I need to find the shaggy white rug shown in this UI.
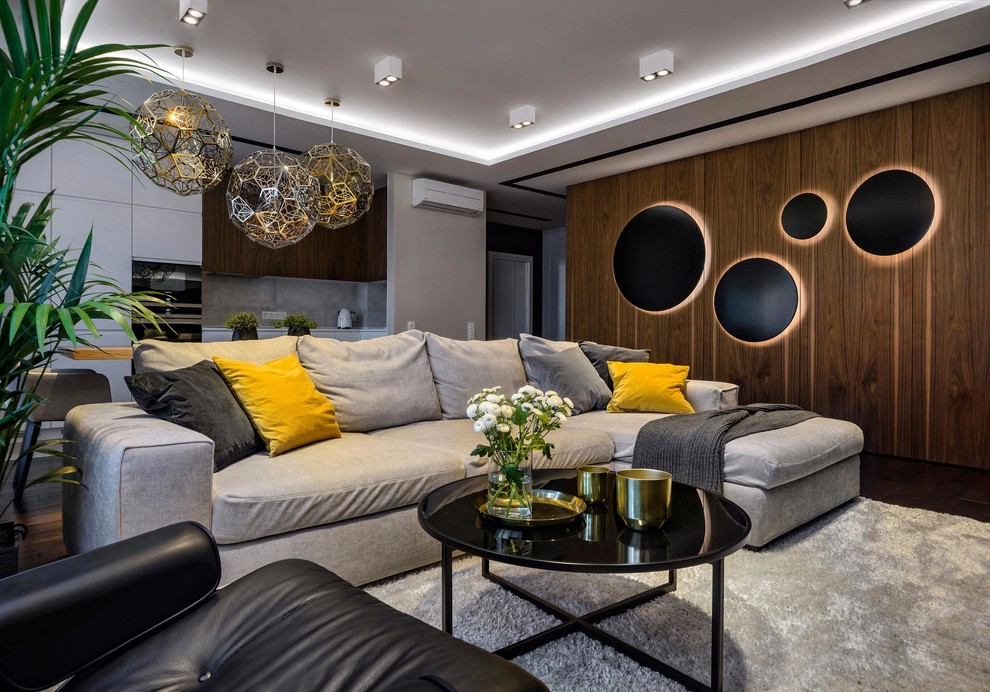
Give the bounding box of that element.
[366,499,990,691]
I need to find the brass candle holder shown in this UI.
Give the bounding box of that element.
[615,469,672,531]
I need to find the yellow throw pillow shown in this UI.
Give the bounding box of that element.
[213,354,341,456]
[606,361,695,415]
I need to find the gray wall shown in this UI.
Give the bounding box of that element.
[204,275,386,329]
[387,172,486,339]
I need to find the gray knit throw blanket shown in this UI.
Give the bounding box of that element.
[632,404,819,495]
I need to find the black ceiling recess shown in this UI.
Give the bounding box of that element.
[714,258,798,342]
[782,192,828,240]
[612,205,706,312]
[845,169,935,256]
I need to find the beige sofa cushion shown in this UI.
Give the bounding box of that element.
[133,336,298,373]
[684,379,739,411]
[297,331,441,432]
[721,417,864,489]
[370,419,614,477]
[426,334,527,419]
[210,432,464,544]
[569,411,863,489]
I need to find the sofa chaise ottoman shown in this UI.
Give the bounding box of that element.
[62,330,863,586]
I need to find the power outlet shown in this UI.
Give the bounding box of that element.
[406,321,416,330]
[262,311,287,321]
[466,322,475,340]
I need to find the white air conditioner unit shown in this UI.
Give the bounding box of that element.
[411,178,484,217]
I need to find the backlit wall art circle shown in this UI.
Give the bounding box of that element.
[781,192,827,240]
[613,205,706,312]
[846,170,935,255]
[714,258,798,342]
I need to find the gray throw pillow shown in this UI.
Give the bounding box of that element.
[126,360,261,472]
[578,341,651,391]
[522,347,612,414]
[518,333,577,358]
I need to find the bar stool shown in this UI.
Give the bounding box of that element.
[13,369,112,497]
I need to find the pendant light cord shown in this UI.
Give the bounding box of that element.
[272,67,277,151]
[330,103,335,144]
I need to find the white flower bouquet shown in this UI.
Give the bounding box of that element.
[468,385,573,518]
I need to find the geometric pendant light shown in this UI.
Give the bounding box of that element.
[300,99,374,230]
[131,46,232,196]
[226,62,319,249]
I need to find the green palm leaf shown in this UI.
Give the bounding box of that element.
[0,0,170,513]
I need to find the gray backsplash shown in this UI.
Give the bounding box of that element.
[204,275,387,329]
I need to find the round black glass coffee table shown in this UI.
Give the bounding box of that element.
[418,469,751,692]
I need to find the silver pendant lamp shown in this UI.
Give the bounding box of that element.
[226,62,319,249]
[131,46,233,196]
[300,99,374,230]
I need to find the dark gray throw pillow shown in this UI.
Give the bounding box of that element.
[578,341,652,391]
[126,360,261,472]
[521,347,612,414]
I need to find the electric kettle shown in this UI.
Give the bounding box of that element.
[336,308,354,329]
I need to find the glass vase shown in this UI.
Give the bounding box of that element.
[487,452,533,520]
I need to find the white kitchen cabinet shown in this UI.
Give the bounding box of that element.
[14,148,51,194]
[132,175,201,213]
[49,195,132,331]
[52,140,131,204]
[132,205,202,264]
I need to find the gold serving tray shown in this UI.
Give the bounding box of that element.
[476,488,587,527]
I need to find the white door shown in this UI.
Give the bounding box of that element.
[488,252,532,340]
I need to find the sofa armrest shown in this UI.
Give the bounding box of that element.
[685,379,739,412]
[63,403,214,556]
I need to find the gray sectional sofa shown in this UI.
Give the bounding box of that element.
[63,331,863,586]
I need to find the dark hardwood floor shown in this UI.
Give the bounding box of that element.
[859,452,990,522]
[3,451,989,573]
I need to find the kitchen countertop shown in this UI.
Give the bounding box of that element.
[202,327,387,342]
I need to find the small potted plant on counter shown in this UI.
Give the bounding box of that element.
[275,314,317,336]
[224,312,259,341]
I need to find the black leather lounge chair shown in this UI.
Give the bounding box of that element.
[0,522,547,692]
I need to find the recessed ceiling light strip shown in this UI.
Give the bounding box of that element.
[501,41,990,198]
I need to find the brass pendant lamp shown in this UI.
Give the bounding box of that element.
[226,62,319,249]
[131,46,232,196]
[300,99,374,230]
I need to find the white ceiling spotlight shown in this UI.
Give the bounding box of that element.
[375,56,402,87]
[844,0,872,7]
[639,49,674,82]
[509,105,536,130]
[178,0,206,25]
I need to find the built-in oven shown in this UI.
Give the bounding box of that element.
[131,262,203,342]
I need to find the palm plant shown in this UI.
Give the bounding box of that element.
[0,0,166,516]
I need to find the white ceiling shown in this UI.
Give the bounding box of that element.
[69,0,990,228]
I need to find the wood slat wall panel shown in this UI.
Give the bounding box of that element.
[927,87,989,466]
[202,177,386,281]
[780,132,810,408]
[566,83,989,469]
[364,191,388,281]
[841,108,903,454]
[567,177,623,343]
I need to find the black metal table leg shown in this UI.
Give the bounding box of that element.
[479,561,720,692]
[711,559,725,692]
[441,544,453,634]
